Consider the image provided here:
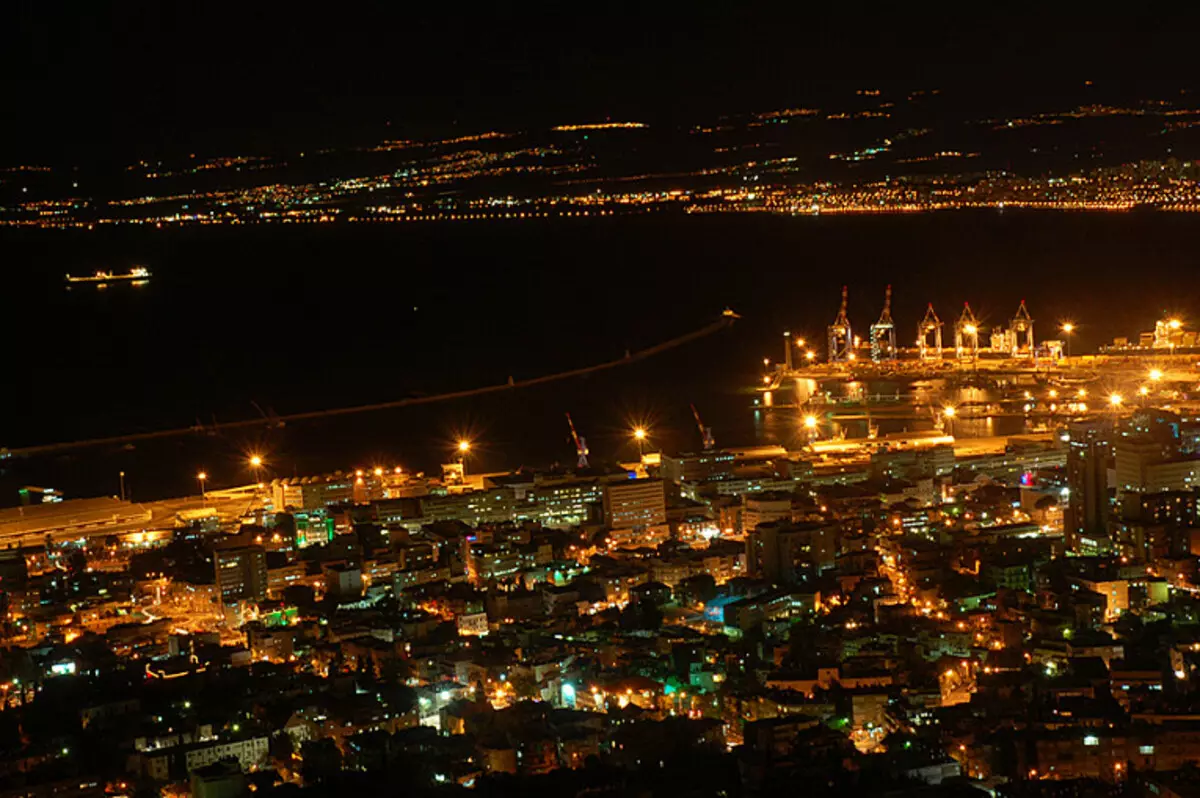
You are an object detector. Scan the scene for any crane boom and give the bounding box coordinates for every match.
[690,403,715,450]
[565,412,589,468]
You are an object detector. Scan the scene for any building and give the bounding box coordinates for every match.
[272,474,360,511]
[1115,409,1200,500]
[741,491,794,535]
[660,451,735,484]
[323,563,363,600]
[603,478,666,531]
[190,759,245,798]
[526,478,603,527]
[213,544,267,604]
[745,520,838,584]
[1065,419,1112,552]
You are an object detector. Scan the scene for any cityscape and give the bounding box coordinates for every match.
[4,298,1200,797]
[6,93,1200,229]
[9,7,1200,798]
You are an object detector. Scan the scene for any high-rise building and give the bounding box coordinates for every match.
[214,544,267,604]
[1064,419,1112,553]
[742,491,794,535]
[603,478,667,531]
[1115,409,1200,501]
[745,520,837,584]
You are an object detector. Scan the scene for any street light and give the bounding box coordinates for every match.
[455,440,472,476]
[1149,368,1164,382]
[1061,322,1074,360]
[197,471,207,502]
[943,406,957,436]
[633,427,647,457]
[248,454,265,488]
[805,351,816,362]
[1109,393,1124,408]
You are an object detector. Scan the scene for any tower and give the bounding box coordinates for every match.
[1011,300,1034,358]
[870,285,897,362]
[954,302,980,361]
[827,286,853,363]
[917,304,943,362]
[1065,419,1112,553]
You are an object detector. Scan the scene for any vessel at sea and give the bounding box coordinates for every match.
[65,266,150,284]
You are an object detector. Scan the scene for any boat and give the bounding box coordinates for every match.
[65,266,151,284]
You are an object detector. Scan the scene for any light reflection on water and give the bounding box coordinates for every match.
[755,377,1037,451]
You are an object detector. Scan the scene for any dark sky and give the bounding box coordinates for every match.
[5,3,1199,163]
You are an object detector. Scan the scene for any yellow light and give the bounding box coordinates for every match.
[1061,322,1074,334]
[763,357,770,367]
[762,375,771,384]
[1149,368,1164,381]
[633,427,647,441]
[373,467,383,477]
[1048,389,1058,399]
[1109,393,1123,407]
[943,406,957,418]
[1077,388,1087,398]
[1170,319,1183,330]
[804,415,818,429]
[805,351,816,361]
[795,337,806,347]
[197,472,207,481]
[964,324,977,335]
[457,440,471,453]
[249,455,263,468]
[1138,385,1150,396]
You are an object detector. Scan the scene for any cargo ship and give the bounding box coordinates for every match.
[65,266,151,284]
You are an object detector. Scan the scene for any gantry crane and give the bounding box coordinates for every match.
[917,304,943,362]
[870,285,897,362]
[955,302,980,361]
[827,286,853,363]
[1011,300,1035,358]
[690,403,715,451]
[565,413,589,469]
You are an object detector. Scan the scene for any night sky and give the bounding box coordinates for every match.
[5,3,1199,163]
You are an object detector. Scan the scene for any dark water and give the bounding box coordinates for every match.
[2,210,1198,501]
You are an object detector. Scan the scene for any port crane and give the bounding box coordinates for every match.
[955,302,980,361]
[565,413,589,469]
[869,285,897,362]
[917,304,944,362]
[690,403,715,450]
[827,286,853,363]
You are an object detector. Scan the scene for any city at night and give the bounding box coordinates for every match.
[7,7,1200,798]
